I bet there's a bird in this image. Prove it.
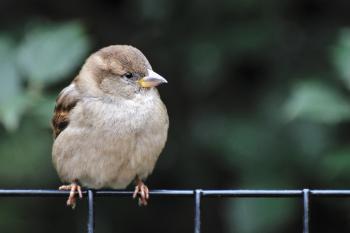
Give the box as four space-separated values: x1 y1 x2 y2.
51 45 169 208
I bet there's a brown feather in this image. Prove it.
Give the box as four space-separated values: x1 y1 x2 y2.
51 82 80 138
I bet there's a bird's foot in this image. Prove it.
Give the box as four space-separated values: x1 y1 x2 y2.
133 180 149 206
59 181 83 209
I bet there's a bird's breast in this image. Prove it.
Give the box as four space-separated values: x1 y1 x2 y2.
54 92 168 188
74 94 164 133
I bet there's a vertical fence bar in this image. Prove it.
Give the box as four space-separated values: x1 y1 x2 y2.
88 190 95 233
194 189 202 233
303 189 310 233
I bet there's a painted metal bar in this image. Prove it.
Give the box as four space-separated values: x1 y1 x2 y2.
194 189 202 233
0 189 76 197
202 190 303 197
4 188 350 233
303 189 310 233
311 190 350 197
87 190 95 233
2 189 350 197
96 190 194 197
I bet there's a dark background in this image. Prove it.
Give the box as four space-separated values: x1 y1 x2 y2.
1 0 350 232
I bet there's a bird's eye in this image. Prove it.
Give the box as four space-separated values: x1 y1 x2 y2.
124 72 133 79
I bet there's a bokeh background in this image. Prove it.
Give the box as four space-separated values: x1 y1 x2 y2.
1 0 350 232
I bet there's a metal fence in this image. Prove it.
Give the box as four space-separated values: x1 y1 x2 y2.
1 189 350 233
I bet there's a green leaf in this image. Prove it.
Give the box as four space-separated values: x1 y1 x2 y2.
284 81 350 124
321 148 350 181
0 93 32 131
0 35 26 131
30 95 56 128
333 29 350 88
227 198 297 233
17 21 90 85
0 35 21 103
191 113 279 166
0 117 55 185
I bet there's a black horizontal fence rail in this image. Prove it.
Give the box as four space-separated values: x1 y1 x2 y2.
2 189 350 233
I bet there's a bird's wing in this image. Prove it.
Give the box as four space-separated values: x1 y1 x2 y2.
51 83 80 139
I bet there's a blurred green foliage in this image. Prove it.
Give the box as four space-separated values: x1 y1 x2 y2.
17 22 89 84
0 21 90 232
0 22 90 182
0 22 89 131
1 0 350 233
284 81 350 123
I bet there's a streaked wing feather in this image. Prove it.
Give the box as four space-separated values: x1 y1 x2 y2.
52 83 80 139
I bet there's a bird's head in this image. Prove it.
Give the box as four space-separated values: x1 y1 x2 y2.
77 45 167 98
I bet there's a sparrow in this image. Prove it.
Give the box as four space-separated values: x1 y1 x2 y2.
51 45 169 207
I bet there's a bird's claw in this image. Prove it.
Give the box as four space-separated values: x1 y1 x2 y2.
59 182 83 209
133 181 149 206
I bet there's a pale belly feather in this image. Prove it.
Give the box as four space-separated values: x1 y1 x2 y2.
52 93 168 189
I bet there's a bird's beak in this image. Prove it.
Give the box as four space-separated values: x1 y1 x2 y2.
138 69 168 88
